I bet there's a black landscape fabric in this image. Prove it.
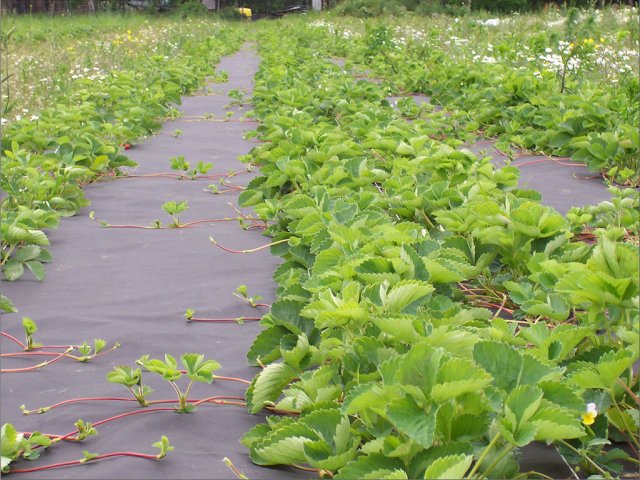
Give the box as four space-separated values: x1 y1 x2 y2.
1 46 612 480
1 47 310 480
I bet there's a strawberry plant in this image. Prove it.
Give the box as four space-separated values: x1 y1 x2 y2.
1 318 118 373
231 20 639 478
136 353 221 412
2 420 172 475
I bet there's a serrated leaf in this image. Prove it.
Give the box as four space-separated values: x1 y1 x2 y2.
386 396 438 449
106 366 142 387
181 353 220 383
280 333 309 370
335 453 404 480
247 325 289 366
304 440 359 471
247 363 298 414
238 189 264 207
401 244 430 281
371 314 422 343
473 341 522 391
503 385 544 446
25 261 45 281
142 355 181 382
271 299 312 335
13 246 41 263
24 229 50 246
241 423 272 449
342 383 395 416
530 401 584 441
250 422 315 466
385 280 434 313
422 454 473 479
449 414 489 441
3 260 24 281
395 343 443 399
431 357 492 402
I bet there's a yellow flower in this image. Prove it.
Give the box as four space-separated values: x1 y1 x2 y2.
582 402 597 425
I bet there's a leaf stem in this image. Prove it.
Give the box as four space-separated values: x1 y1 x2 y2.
1 331 27 349
22 397 143 414
168 381 183 406
209 236 288 254
617 378 640 404
187 316 261 323
292 464 326 474
10 451 161 473
214 375 252 385
612 401 640 452
468 432 500 478
558 440 612 479
1 347 73 373
479 444 515 480
3 344 119 362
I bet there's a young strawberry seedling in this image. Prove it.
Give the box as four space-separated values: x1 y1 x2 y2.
233 285 270 308
90 203 242 230
225 89 246 108
136 353 221 413
1 318 119 373
6 432 173 474
170 156 215 179
162 200 188 228
21 357 248 416
1 420 102 473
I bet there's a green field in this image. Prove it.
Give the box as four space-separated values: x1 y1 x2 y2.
1 6 638 478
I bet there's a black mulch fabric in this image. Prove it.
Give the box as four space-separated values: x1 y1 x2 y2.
1 47 310 480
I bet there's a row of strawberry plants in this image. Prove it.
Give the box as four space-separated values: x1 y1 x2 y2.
237 22 638 478
0 21 243 285
320 11 639 186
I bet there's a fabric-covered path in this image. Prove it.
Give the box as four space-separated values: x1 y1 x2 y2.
1 46 309 480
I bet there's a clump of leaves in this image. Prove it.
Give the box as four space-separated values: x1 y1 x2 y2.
106 366 153 407
136 353 221 412
226 89 246 107
1 423 51 472
169 156 213 179
2 422 171 474
233 21 639 479
162 200 189 228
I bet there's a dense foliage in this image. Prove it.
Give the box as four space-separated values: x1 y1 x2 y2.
320 7 639 186
237 17 639 478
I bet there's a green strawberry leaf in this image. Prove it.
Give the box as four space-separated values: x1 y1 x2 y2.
246 363 299 414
